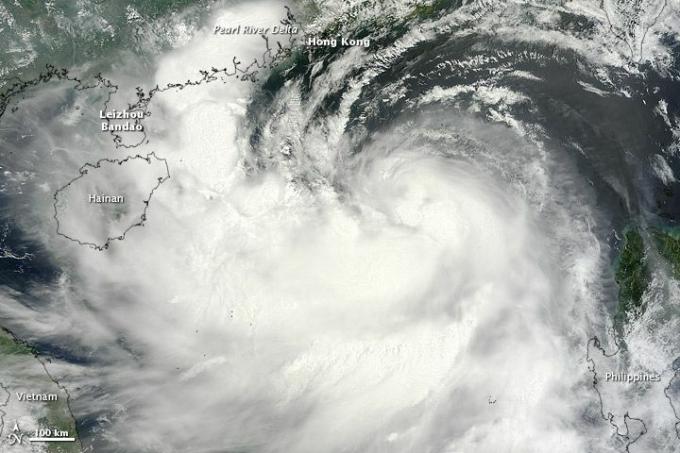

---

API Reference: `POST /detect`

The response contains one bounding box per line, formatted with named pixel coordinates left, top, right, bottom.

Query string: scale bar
left=29, top=437, right=76, bottom=442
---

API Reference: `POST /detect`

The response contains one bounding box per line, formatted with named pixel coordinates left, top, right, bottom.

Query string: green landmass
left=39, top=399, right=80, bottom=453
left=0, top=329, right=32, bottom=356
left=263, top=49, right=308, bottom=93
left=407, top=0, right=460, bottom=21
left=652, top=227, right=680, bottom=278
left=0, top=329, right=79, bottom=452
left=614, top=228, right=650, bottom=323
left=614, top=226, right=680, bottom=327
left=266, top=0, right=461, bottom=92
left=0, top=0, right=213, bottom=85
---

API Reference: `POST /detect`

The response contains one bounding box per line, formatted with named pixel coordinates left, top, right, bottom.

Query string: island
left=53, top=153, right=170, bottom=251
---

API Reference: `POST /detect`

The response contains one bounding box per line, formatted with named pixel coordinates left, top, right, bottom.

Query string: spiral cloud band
left=0, top=0, right=680, bottom=452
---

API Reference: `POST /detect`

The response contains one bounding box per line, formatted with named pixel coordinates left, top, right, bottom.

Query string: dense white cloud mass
left=1, top=0, right=679, bottom=452
left=22, top=52, right=594, bottom=453
left=53, top=126, right=598, bottom=451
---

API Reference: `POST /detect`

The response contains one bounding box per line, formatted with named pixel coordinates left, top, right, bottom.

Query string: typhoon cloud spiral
left=0, top=1, right=680, bottom=452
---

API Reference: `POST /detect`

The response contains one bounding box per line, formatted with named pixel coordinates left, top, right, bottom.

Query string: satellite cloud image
left=1, top=0, right=680, bottom=452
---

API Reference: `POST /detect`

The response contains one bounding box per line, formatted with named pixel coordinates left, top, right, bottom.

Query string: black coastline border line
left=102, top=6, right=299, bottom=150
left=0, top=327, right=83, bottom=451
left=0, top=382, right=8, bottom=438
left=663, top=366, right=680, bottom=440
left=586, top=335, right=648, bottom=452
left=0, top=7, right=300, bottom=252
left=0, top=7, right=299, bottom=151
left=0, top=66, right=119, bottom=120
left=53, top=152, right=170, bottom=252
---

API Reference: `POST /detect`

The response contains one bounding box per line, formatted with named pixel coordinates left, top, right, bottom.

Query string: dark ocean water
left=1, top=1, right=680, bottom=451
